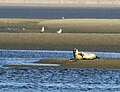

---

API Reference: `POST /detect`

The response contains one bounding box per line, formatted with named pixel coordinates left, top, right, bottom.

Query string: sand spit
left=0, top=18, right=119, bottom=52
left=0, top=19, right=120, bottom=33
left=4, top=58, right=120, bottom=69
left=0, top=33, right=119, bottom=52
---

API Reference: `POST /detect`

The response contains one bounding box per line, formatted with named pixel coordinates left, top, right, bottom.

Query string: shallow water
left=0, top=49, right=120, bottom=66
left=0, top=50, right=120, bottom=91
left=0, top=7, right=120, bottom=19
left=0, top=27, right=26, bottom=31
left=0, top=6, right=120, bottom=91
left=0, top=68, right=120, bottom=92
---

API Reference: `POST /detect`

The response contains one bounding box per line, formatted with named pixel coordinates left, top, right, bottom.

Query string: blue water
left=0, top=50, right=120, bottom=91
left=0, top=6, right=120, bottom=91
left=0, top=68, right=120, bottom=92
left=0, top=7, right=120, bottom=19
left=0, top=49, right=120, bottom=65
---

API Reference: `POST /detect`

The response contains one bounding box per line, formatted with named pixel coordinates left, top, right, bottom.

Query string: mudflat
left=0, top=18, right=120, bottom=52
left=1, top=18, right=120, bottom=69
left=0, top=33, right=119, bottom=52
left=0, top=18, right=120, bottom=33
left=4, top=58, right=120, bottom=69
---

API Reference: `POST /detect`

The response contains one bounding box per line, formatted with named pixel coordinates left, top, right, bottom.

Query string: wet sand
left=0, top=33, right=119, bottom=52
left=0, top=19, right=120, bottom=33
left=1, top=18, right=120, bottom=69
left=0, top=18, right=119, bottom=52
left=3, top=58, right=120, bottom=69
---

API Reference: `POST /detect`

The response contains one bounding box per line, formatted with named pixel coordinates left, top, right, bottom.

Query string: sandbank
left=0, top=33, right=119, bottom=52
left=3, top=58, right=120, bottom=69
left=0, top=18, right=120, bottom=52
left=0, top=18, right=120, bottom=33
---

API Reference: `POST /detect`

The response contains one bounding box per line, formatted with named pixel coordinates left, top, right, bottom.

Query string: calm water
left=0, top=50, right=120, bottom=91
left=0, top=7, right=120, bottom=19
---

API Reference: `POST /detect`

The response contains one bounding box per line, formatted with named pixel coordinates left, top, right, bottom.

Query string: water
left=0, top=49, right=120, bottom=65
left=0, top=27, right=26, bottom=31
left=0, top=68, right=120, bottom=92
left=0, top=6, right=120, bottom=91
left=0, top=7, right=120, bottom=19
left=0, top=50, right=120, bottom=91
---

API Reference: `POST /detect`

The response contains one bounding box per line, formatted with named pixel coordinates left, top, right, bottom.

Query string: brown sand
left=0, top=18, right=119, bottom=52
left=0, top=33, right=119, bottom=52
left=0, top=18, right=120, bottom=33
left=3, top=58, right=120, bottom=69
left=0, top=18, right=120, bottom=69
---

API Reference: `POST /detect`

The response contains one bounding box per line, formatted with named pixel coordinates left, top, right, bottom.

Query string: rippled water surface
left=0, top=50, right=120, bottom=92
left=0, top=49, right=120, bottom=65
left=0, top=68, right=120, bottom=92
left=0, top=6, right=120, bottom=91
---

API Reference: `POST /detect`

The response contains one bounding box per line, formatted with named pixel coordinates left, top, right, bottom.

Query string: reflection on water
left=0, top=68, right=120, bottom=92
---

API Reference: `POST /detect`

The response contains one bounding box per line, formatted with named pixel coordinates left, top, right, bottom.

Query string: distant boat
left=41, top=27, right=45, bottom=33
left=57, top=29, right=62, bottom=33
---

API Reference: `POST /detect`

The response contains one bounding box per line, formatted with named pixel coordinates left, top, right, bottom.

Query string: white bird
left=22, top=28, right=26, bottom=30
left=7, top=28, right=11, bottom=30
left=62, top=17, right=64, bottom=19
left=57, top=29, right=62, bottom=33
left=41, top=27, right=45, bottom=33
left=73, top=48, right=98, bottom=60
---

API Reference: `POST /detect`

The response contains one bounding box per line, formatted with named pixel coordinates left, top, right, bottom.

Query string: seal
left=73, top=48, right=97, bottom=60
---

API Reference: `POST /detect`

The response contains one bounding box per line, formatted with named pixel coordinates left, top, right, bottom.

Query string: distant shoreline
left=0, top=3, right=120, bottom=8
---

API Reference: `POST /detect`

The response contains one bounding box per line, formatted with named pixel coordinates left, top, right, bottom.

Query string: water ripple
left=0, top=50, right=120, bottom=59
left=0, top=68, right=120, bottom=92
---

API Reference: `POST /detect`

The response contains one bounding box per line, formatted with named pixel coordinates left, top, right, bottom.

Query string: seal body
left=80, top=52, right=97, bottom=60
left=73, top=48, right=83, bottom=60
left=73, top=48, right=97, bottom=60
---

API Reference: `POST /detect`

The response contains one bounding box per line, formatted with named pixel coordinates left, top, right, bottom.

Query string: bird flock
left=41, top=27, right=62, bottom=33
